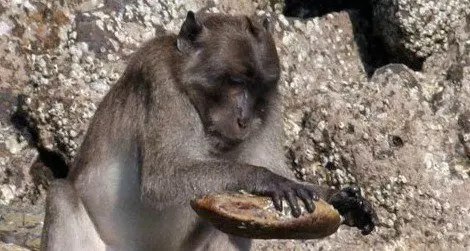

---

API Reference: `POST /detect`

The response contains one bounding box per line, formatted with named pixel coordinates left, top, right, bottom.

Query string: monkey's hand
left=253, top=175, right=319, bottom=218
left=328, top=186, right=378, bottom=235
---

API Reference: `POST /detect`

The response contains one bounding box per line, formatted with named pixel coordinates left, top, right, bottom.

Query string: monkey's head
left=177, top=11, right=280, bottom=150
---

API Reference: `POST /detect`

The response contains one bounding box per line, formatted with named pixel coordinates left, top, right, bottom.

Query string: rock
left=0, top=242, right=30, bottom=251
left=0, top=199, right=45, bottom=251
left=278, top=59, right=470, bottom=249
left=75, top=13, right=116, bottom=54
left=4, top=136, right=28, bottom=155
left=370, top=0, right=470, bottom=68
left=0, top=0, right=469, bottom=250
left=0, top=46, right=43, bottom=209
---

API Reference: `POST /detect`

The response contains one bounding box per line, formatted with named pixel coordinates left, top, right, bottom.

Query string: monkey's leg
left=41, top=179, right=106, bottom=251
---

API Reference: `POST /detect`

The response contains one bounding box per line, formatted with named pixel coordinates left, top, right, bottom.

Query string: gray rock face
left=256, top=5, right=470, bottom=248
left=0, top=201, right=44, bottom=251
left=0, top=0, right=469, bottom=250
left=371, top=0, right=470, bottom=67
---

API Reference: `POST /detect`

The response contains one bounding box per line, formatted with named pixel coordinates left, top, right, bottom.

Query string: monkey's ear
left=262, top=16, right=274, bottom=33
left=177, top=11, right=203, bottom=53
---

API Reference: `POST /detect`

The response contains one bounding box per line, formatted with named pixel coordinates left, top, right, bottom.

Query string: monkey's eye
left=228, top=76, right=245, bottom=86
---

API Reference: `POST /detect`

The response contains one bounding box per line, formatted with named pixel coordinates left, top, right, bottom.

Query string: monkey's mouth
left=207, top=129, right=244, bottom=149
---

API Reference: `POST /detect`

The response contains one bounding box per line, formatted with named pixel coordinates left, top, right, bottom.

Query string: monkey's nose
left=237, top=118, right=248, bottom=129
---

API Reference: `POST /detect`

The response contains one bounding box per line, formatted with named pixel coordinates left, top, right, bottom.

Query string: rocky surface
left=371, top=0, right=470, bottom=68
left=0, top=200, right=44, bottom=251
left=0, top=0, right=469, bottom=250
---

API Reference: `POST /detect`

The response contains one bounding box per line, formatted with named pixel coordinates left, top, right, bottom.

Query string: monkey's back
left=66, top=35, right=192, bottom=249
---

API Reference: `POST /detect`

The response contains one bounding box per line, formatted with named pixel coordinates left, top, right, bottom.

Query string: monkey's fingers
left=296, top=189, right=315, bottom=213
left=360, top=200, right=379, bottom=235
left=343, top=186, right=361, bottom=197
left=359, top=214, right=376, bottom=235
left=361, top=223, right=375, bottom=235
left=309, top=190, right=319, bottom=201
left=272, top=193, right=283, bottom=211
left=300, top=184, right=319, bottom=201
left=285, top=191, right=301, bottom=217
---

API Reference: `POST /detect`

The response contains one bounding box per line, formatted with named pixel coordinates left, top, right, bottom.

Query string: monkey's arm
left=140, top=157, right=318, bottom=218
left=141, top=157, right=377, bottom=234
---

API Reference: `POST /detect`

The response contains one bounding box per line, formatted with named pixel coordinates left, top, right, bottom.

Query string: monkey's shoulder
left=134, top=35, right=179, bottom=61
left=120, top=34, right=181, bottom=85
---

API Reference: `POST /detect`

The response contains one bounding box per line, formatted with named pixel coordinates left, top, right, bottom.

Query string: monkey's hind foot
left=329, top=186, right=379, bottom=235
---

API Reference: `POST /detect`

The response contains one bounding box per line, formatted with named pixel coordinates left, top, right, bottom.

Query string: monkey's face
left=179, top=13, right=280, bottom=149
left=201, top=79, right=270, bottom=148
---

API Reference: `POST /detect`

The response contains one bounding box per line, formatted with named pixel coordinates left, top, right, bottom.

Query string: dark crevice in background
left=348, top=9, right=392, bottom=76
left=283, top=0, right=421, bottom=76
left=405, top=57, right=425, bottom=72
left=284, top=0, right=369, bottom=18
left=10, top=95, right=69, bottom=179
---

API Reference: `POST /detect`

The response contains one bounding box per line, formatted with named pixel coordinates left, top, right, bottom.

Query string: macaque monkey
left=41, top=11, right=377, bottom=251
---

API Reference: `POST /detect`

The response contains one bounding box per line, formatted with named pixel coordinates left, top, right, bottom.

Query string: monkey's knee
left=41, top=179, right=106, bottom=251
